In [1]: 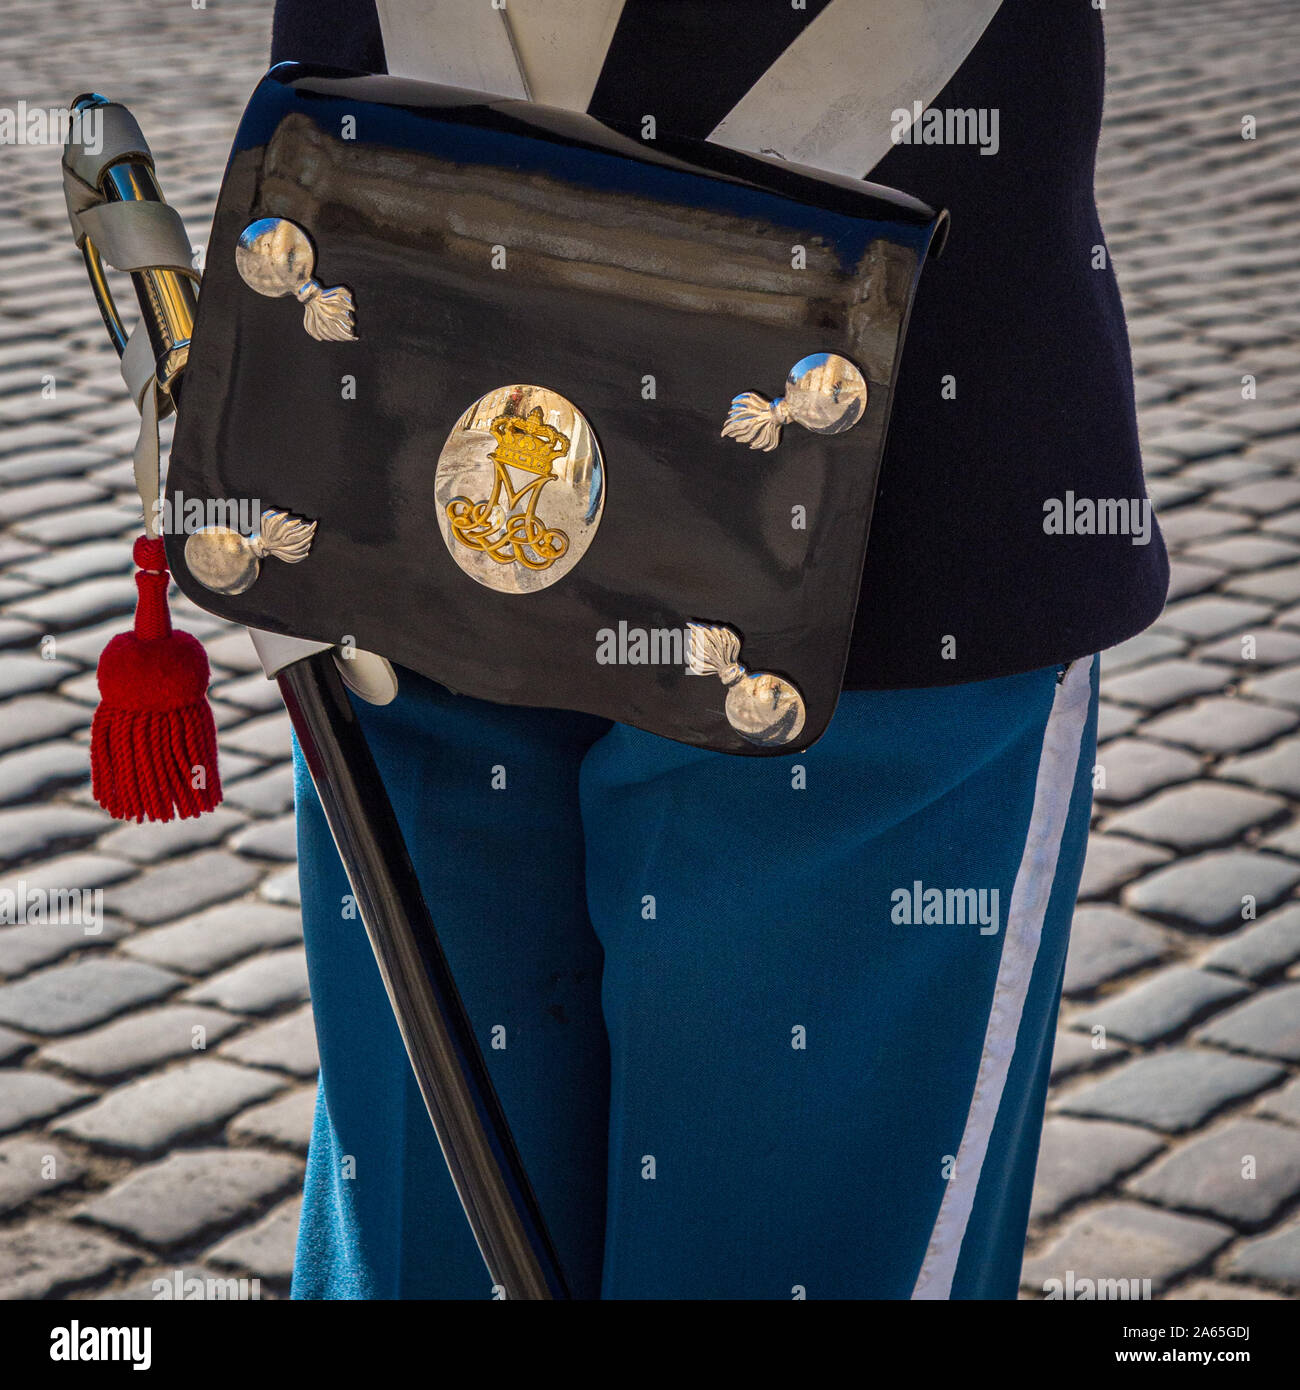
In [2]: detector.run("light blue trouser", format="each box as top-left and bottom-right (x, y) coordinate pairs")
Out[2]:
(290, 657), (1098, 1299)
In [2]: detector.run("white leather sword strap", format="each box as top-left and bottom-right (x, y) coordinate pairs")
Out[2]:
(62, 104), (199, 541)
(375, 0), (1004, 178)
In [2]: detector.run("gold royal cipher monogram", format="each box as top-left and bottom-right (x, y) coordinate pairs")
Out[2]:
(435, 385), (605, 595)
(449, 407), (569, 569)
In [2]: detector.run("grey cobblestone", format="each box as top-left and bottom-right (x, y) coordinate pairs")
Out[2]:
(1142, 698), (1299, 754)
(1102, 632), (1186, 673)
(1021, 1202), (1232, 1297)
(258, 866), (302, 906)
(1095, 701), (1139, 742)
(1195, 983), (1300, 1064)
(1166, 1280), (1285, 1300)
(1199, 630), (1300, 666)
(105, 851), (262, 926)
(0, 656), (78, 700)
(0, 451), (111, 489)
(0, 695), (91, 755)
(0, 958), (181, 1034)
(11, 539), (138, 585)
(0, 1025), (30, 1064)
(0, 740), (89, 803)
(6, 576), (136, 629)
(1241, 664), (1300, 707)
(54, 1058), (286, 1153)
(220, 1005), (318, 1077)
(1100, 660), (1232, 710)
(1122, 850), (1300, 930)
(0, 1220), (137, 1300)
(0, 1071), (93, 1135)
(216, 672), (290, 713)
(11, 505), (134, 547)
(1030, 1118), (1164, 1224)
(1156, 506), (1249, 547)
(1078, 835), (1171, 900)
(1228, 564), (1300, 604)
(1071, 968), (1249, 1046)
(94, 1264), (244, 1302)
(1102, 781), (1284, 849)
(1051, 1030), (1128, 1083)
(1219, 737), (1300, 796)
(1225, 1223), (1300, 1291)
(229, 815), (299, 862)
(0, 617), (39, 649)
(185, 947), (310, 1015)
(0, 480), (105, 525)
(207, 1196), (302, 1281)
(1062, 906), (1172, 996)
(1156, 595), (1274, 640)
(1213, 478), (1300, 515)
(0, 851), (135, 897)
(37, 1004), (242, 1080)
(0, 1137), (85, 1214)
(78, 1148), (300, 1249)
(98, 807), (247, 864)
(1166, 560), (1226, 602)
(1203, 904), (1300, 980)
(202, 630), (264, 674)
(1182, 536), (1300, 571)
(122, 901), (303, 975)
(221, 712), (293, 760)
(222, 765), (297, 816)
(0, 916), (133, 981)
(1256, 1078), (1300, 1127)
(1058, 1051), (1285, 1133)
(1092, 738), (1201, 805)
(1125, 1119), (1300, 1227)
(228, 1086), (315, 1153)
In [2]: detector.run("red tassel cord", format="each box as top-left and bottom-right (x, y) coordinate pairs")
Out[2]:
(90, 535), (222, 822)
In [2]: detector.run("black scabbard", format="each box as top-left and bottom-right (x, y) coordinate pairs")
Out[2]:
(277, 650), (571, 1300)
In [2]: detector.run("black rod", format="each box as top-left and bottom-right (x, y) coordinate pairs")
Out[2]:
(278, 651), (570, 1300)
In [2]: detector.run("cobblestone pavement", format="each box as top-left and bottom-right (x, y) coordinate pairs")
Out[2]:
(0, 0), (1297, 1301)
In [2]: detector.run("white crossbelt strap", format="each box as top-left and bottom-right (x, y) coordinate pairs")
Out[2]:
(504, 0), (627, 110)
(374, 0), (1003, 177)
(711, 0), (1003, 178)
(374, 0), (529, 96)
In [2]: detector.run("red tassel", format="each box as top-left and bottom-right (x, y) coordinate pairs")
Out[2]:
(90, 535), (222, 822)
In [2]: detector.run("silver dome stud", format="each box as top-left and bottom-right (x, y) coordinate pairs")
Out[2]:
(235, 218), (356, 342)
(184, 508), (317, 595)
(722, 352), (867, 452)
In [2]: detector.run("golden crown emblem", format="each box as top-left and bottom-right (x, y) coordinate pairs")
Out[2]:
(488, 406), (570, 476)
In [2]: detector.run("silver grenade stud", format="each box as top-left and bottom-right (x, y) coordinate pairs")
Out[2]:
(722, 352), (867, 451)
(686, 622), (806, 748)
(184, 508), (318, 596)
(235, 218), (357, 342)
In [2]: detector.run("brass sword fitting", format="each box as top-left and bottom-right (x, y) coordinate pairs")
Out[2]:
(69, 93), (198, 402)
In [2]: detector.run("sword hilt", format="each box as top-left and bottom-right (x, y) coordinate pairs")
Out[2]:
(65, 93), (198, 403)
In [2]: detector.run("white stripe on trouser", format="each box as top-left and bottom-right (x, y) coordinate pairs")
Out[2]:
(911, 655), (1094, 1300)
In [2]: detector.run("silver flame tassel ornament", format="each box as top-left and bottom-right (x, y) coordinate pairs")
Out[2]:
(184, 508), (318, 596)
(722, 352), (867, 452)
(235, 218), (357, 342)
(686, 623), (806, 747)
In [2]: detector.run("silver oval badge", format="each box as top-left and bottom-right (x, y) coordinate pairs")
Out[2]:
(435, 385), (604, 594)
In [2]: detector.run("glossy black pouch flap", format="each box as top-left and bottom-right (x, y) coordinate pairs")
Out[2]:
(169, 63), (947, 754)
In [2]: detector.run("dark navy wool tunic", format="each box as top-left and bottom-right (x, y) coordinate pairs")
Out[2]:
(271, 0), (1168, 692)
